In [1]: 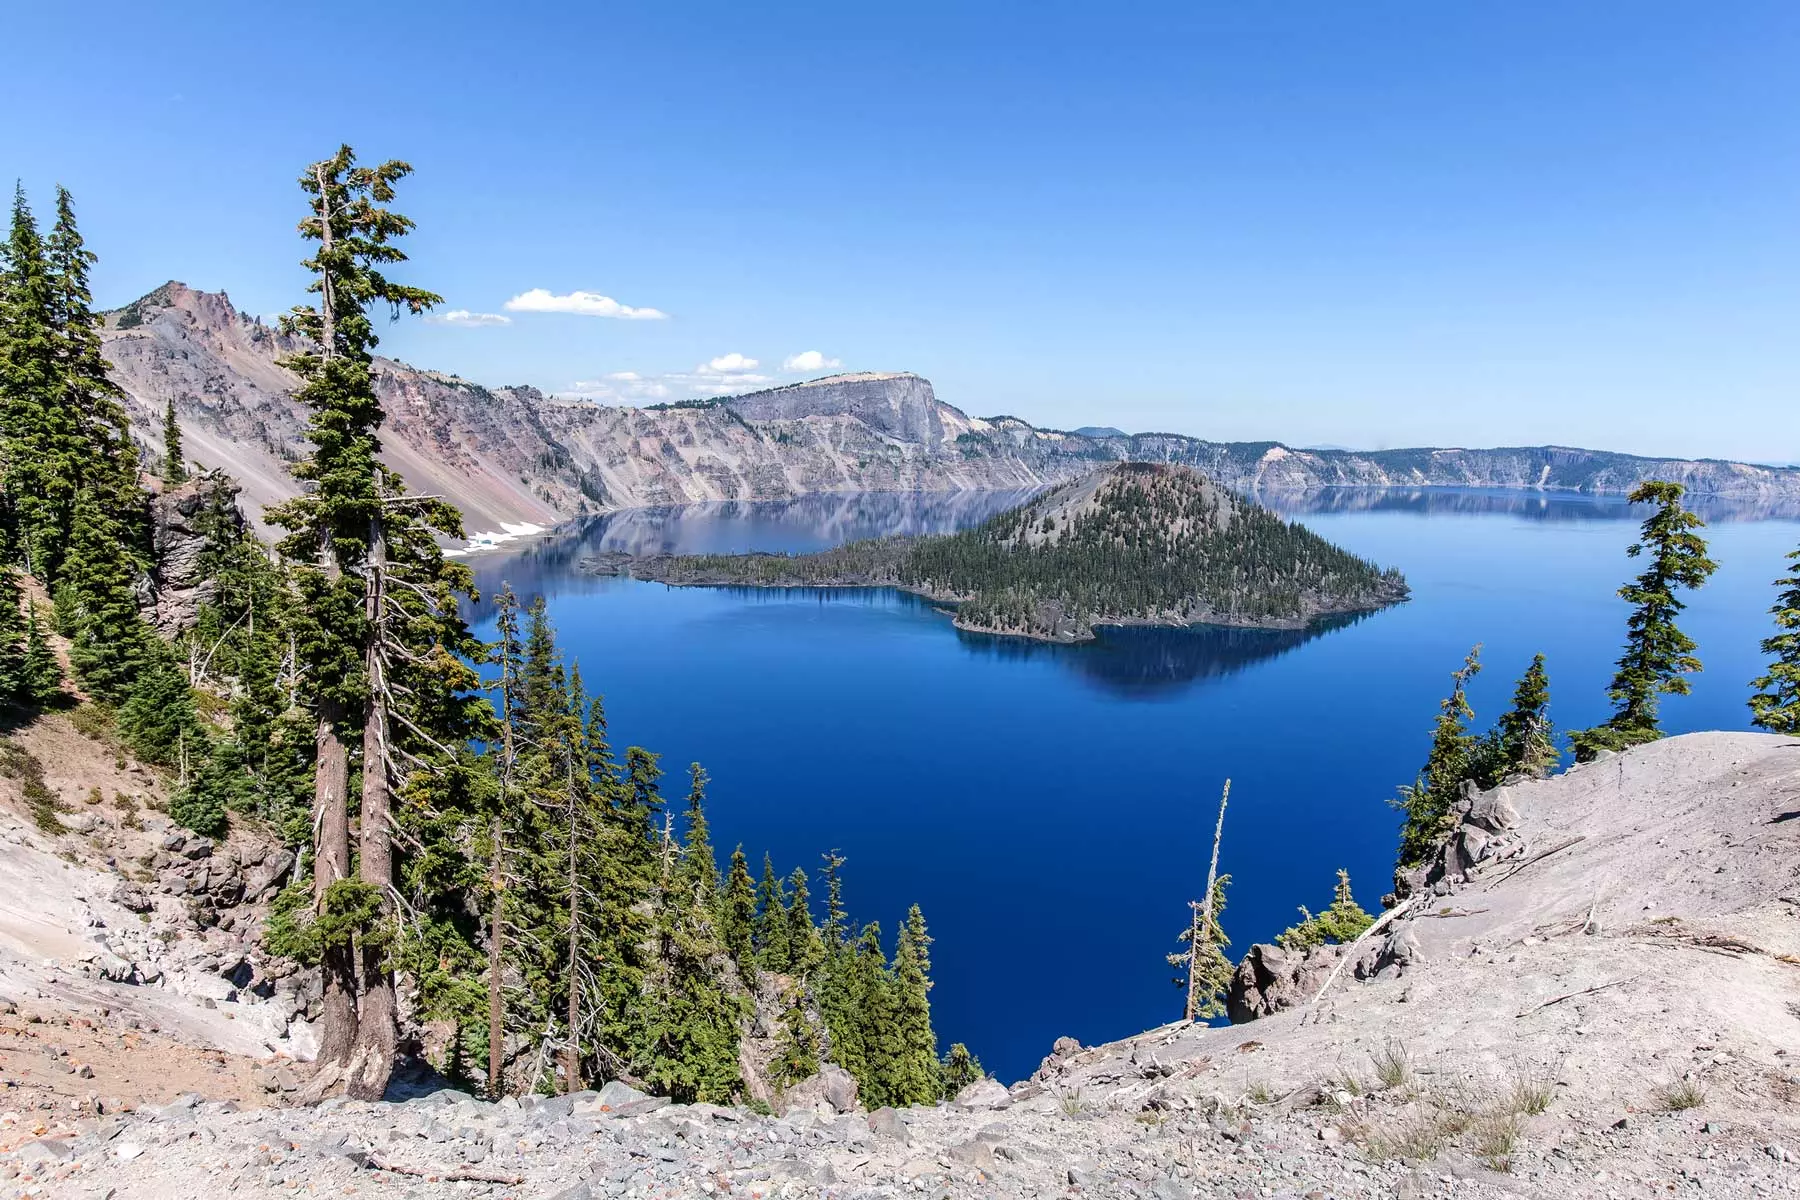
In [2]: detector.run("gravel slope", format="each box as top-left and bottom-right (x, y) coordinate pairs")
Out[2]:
(7, 732), (1799, 1200)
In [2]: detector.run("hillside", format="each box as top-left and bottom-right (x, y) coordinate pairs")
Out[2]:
(611, 463), (1408, 641)
(10, 732), (1796, 1199)
(100, 283), (1800, 546)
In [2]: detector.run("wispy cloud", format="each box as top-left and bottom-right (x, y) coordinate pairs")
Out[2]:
(503, 288), (670, 320)
(427, 309), (512, 328)
(782, 350), (841, 373)
(558, 353), (774, 404)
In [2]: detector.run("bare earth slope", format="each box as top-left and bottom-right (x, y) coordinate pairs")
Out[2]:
(10, 731), (1797, 1199)
(101, 284), (1800, 547)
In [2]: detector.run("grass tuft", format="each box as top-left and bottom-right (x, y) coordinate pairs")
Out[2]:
(1371, 1040), (1412, 1090)
(1659, 1074), (1706, 1112)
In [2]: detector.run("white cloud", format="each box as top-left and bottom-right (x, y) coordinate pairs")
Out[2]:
(557, 353), (774, 406)
(427, 309), (512, 328)
(503, 288), (669, 320)
(782, 350), (841, 373)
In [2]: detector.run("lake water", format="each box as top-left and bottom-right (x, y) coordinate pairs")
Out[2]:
(470, 488), (1800, 1085)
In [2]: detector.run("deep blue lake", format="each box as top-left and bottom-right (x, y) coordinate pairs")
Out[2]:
(469, 487), (1800, 1085)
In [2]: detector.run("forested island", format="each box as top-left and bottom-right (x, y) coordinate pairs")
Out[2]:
(583, 462), (1410, 641)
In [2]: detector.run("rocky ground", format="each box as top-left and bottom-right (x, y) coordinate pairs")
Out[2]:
(4, 731), (1799, 1199)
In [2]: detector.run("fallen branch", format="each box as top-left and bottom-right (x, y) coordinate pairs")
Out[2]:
(1420, 906), (1490, 919)
(1485, 834), (1587, 888)
(366, 1155), (524, 1184)
(1301, 893), (1424, 1022)
(1514, 974), (1641, 1019)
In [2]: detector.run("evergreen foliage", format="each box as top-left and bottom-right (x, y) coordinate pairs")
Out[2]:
(1570, 481), (1717, 760)
(635, 463), (1408, 639)
(938, 1043), (985, 1100)
(1749, 546), (1800, 734)
(1276, 870), (1375, 951)
(162, 399), (188, 483)
(0, 166), (976, 1110)
(1486, 653), (1557, 779)
(1166, 875), (1232, 1019)
(1394, 645), (1482, 867)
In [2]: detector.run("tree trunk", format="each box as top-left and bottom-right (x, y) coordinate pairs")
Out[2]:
(563, 764), (580, 1094)
(309, 161), (358, 1073)
(1185, 778), (1230, 1022)
(487, 818), (505, 1098)
(313, 700), (356, 1066)
(348, 503), (396, 1102)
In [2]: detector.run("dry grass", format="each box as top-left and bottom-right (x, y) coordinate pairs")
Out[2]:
(1659, 1074), (1706, 1111)
(1505, 1056), (1559, 1116)
(1371, 1040), (1412, 1090)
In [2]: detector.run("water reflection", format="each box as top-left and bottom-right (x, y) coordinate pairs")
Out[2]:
(470, 488), (1041, 608)
(1256, 487), (1800, 524)
(955, 613), (1372, 698)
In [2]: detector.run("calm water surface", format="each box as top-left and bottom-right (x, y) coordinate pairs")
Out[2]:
(470, 488), (1800, 1083)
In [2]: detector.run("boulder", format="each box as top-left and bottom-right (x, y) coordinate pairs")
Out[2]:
(1227, 941), (1339, 1023)
(110, 881), (152, 913)
(243, 850), (295, 901)
(781, 1063), (859, 1115)
(953, 1078), (1012, 1110)
(867, 1106), (908, 1142)
(148, 473), (247, 636)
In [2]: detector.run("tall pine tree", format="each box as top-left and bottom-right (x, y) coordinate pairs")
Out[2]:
(1572, 482), (1717, 760)
(1749, 546), (1800, 734)
(265, 146), (448, 1099)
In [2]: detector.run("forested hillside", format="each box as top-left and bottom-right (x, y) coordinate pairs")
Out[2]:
(613, 462), (1409, 640)
(0, 160), (973, 1108)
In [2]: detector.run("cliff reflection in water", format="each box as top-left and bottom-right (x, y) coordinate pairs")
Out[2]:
(1256, 486), (1800, 524)
(953, 613), (1371, 699)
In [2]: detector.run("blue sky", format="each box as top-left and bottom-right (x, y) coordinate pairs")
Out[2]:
(8, 2), (1798, 461)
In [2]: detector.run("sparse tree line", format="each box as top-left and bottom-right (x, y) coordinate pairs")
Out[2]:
(0, 153), (978, 1105)
(1394, 478), (1800, 874)
(1170, 477), (1800, 1021)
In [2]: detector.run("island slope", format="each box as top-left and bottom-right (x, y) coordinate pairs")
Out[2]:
(592, 463), (1409, 641)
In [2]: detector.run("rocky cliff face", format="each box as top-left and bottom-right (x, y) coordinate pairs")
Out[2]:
(100, 283), (1800, 547)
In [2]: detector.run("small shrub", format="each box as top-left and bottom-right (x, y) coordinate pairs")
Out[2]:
(1660, 1074), (1706, 1111)
(1056, 1086), (1086, 1116)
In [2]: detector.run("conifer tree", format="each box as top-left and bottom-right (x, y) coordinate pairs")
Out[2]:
(1166, 875), (1231, 1019)
(1276, 869), (1375, 951)
(847, 923), (901, 1106)
(1749, 546), (1800, 734)
(485, 585), (524, 1095)
(264, 145), (448, 1097)
(58, 486), (147, 701)
(772, 982), (820, 1086)
(755, 853), (791, 972)
(0, 187), (74, 583)
(678, 763), (719, 901)
(45, 186), (141, 529)
(0, 571), (27, 704)
(20, 598), (59, 705)
(938, 1043), (984, 1100)
(785, 867), (826, 978)
(1489, 653), (1556, 779)
(889, 905), (941, 1106)
(820, 849), (848, 951)
(162, 399), (188, 484)
(1571, 482), (1717, 760)
(1395, 645), (1481, 867)
(720, 845), (757, 974)
(637, 785), (743, 1103)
